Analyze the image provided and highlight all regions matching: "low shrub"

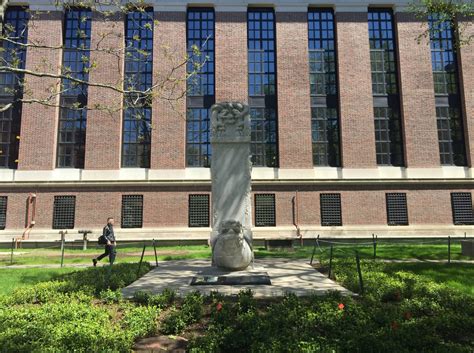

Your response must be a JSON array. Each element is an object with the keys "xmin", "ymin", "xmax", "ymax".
[
  {"xmin": 132, "ymin": 288, "xmax": 176, "ymax": 308},
  {"xmin": 122, "ymin": 305, "xmax": 160, "ymax": 339},
  {"xmin": 160, "ymin": 307, "xmax": 188, "ymax": 335},
  {"xmin": 160, "ymin": 291, "xmax": 203, "ymax": 335},
  {"xmin": 99, "ymin": 288, "xmax": 123, "ymax": 304},
  {"xmin": 0, "ymin": 301, "xmax": 132, "ymax": 353}
]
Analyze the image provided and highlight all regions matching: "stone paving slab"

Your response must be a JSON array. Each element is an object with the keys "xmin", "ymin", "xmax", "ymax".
[{"xmin": 122, "ymin": 258, "xmax": 353, "ymax": 298}]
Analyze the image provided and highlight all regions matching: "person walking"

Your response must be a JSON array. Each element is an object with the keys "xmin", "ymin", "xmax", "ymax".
[{"xmin": 93, "ymin": 217, "xmax": 117, "ymax": 266}]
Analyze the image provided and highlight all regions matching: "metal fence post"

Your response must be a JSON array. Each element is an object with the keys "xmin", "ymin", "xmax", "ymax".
[
  {"xmin": 310, "ymin": 235, "xmax": 319, "ymax": 265},
  {"xmin": 10, "ymin": 238, "xmax": 14, "ymax": 265},
  {"xmin": 355, "ymin": 251, "xmax": 364, "ymax": 294},
  {"xmin": 60, "ymin": 235, "xmax": 66, "ymax": 268},
  {"xmin": 328, "ymin": 245, "xmax": 334, "ymax": 279},
  {"xmin": 137, "ymin": 243, "xmax": 146, "ymax": 278},
  {"xmin": 448, "ymin": 236, "xmax": 451, "ymax": 264},
  {"xmin": 153, "ymin": 239, "xmax": 158, "ymax": 267},
  {"xmin": 372, "ymin": 234, "xmax": 377, "ymax": 260}
]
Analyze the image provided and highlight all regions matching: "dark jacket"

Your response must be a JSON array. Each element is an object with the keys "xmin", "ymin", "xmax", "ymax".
[{"xmin": 103, "ymin": 224, "xmax": 116, "ymax": 243}]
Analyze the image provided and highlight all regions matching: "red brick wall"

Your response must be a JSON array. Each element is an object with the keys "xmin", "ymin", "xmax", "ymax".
[
  {"xmin": 276, "ymin": 12, "xmax": 313, "ymax": 169},
  {"xmin": 336, "ymin": 12, "xmax": 376, "ymax": 168},
  {"xmin": 150, "ymin": 12, "xmax": 187, "ymax": 169},
  {"xmin": 395, "ymin": 13, "xmax": 440, "ymax": 167},
  {"xmin": 18, "ymin": 12, "xmax": 63, "ymax": 170},
  {"xmin": 215, "ymin": 12, "xmax": 248, "ymax": 102},
  {"xmin": 1, "ymin": 186, "xmax": 472, "ymax": 231},
  {"xmin": 84, "ymin": 13, "xmax": 124, "ymax": 170},
  {"xmin": 458, "ymin": 20, "xmax": 474, "ymax": 167}
]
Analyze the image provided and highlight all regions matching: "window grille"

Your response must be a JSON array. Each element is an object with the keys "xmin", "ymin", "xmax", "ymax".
[
  {"xmin": 189, "ymin": 194, "xmax": 210, "ymax": 227},
  {"xmin": 121, "ymin": 195, "xmax": 143, "ymax": 228},
  {"xmin": 386, "ymin": 193, "xmax": 408, "ymax": 226},
  {"xmin": 320, "ymin": 193, "xmax": 342, "ymax": 226},
  {"xmin": 255, "ymin": 194, "xmax": 276, "ymax": 227},
  {"xmin": 0, "ymin": 196, "xmax": 7, "ymax": 230},
  {"xmin": 53, "ymin": 196, "xmax": 76, "ymax": 229},
  {"xmin": 451, "ymin": 193, "xmax": 474, "ymax": 225}
]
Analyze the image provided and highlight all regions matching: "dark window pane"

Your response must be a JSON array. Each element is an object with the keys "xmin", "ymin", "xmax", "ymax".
[
  {"xmin": 429, "ymin": 16, "xmax": 467, "ymax": 166},
  {"xmin": 57, "ymin": 9, "xmax": 92, "ymax": 168},
  {"xmin": 308, "ymin": 10, "xmax": 340, "ymax": 167},
  {"xmin": 187, "ymin": 8, "xmax": 215, "ymax": 96},
  {"xmin": 186, "ymin": 108, "xmax": 211, "ymax": 167},
  {"xmin": 122, "ymin": 9, "xmax": 153, "ymax": 168},
  {"xmin": 0, "ymin": 7, "xmax": 29, "ymax": 169},
  {"xmin": 248, "ymin": 9, "xmax": 279, "ymax": 167},
  {"xmin": 374, "ymin": 107, "xmax": 404, "ymax": 166}
]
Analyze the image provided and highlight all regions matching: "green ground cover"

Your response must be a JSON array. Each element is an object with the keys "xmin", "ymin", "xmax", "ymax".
[{"xmin": 1, "ymin": 258, "xmax": 472, "ymax": 352}]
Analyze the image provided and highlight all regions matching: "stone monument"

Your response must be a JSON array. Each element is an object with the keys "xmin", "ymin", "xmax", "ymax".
[{"xmin": 210, "ymin": 102, "xmax": 253, "ymax": 271}]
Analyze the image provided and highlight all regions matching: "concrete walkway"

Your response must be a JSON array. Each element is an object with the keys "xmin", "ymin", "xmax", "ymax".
[{"xmin": 122, "ymin": 258, "xmax": 353, "ymax": 298}]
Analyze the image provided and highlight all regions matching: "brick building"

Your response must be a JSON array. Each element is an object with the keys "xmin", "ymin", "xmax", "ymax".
[{"xmin": 0, "ymin": 0, "xmax": 473, "ymax": 243}]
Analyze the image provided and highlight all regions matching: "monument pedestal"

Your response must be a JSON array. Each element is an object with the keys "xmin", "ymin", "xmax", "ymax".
[{"xmin": 210, "ymin": 102, "xmax": 254, "ymax": 271}]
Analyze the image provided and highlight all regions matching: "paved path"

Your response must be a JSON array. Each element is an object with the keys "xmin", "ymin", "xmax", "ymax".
[{"xmin": 122, "ymin": 258, "xmax": 353, "ymax": 298}]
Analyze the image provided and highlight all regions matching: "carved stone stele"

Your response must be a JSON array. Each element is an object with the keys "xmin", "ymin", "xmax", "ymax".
[{"xmin": 210, "ymin": 102, "xmax": 253, "ymax": 271}]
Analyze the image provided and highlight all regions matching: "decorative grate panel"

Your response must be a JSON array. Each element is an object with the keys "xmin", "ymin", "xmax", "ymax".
[
  {"xmin": 320, "ymin": 193, "xmax": 342, "ymax": 226},
  {"xmin": 53, "ymin": 196, "xmax": 76, "ymax": 229},
  {"xmin": 386, "ymin": 193, "xmax": 408, "ymax": 226},
  {"xmin": 451, "ymin": 193, "xmax": 474, "ymax": 225},
  {"xmin": 0, "ymin": 196, "xmax": 7, "ymax": 230},
  {"xmin": 189, "ymin": 194, "xmax": 210, "ymax": 227},
  {"xmin": 255, "ymin": 194, "xmax": 276, "ymax": 227},
  {"xmin": 122, "ymin": 195, "xmax": 143, "ymax": 228}
]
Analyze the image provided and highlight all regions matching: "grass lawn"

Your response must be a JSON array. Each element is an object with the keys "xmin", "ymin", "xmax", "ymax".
[
  {"xmin": 0, "ymin": 267, "xmax": 81, "ymax": 295},
  {"xmin": 257, "ymin": 243, "xmax": 468, "ymax": 261},
  {"xmin": 0, "ymin": 241, "xmax": 470, "ymax": 266},
  {"xmin": 0, "ymin": 244, "xmax": 213, "ymax": 266},
  {"xmin": 383, "ymin": 262, "xmax": 474, "ymax": 297}
]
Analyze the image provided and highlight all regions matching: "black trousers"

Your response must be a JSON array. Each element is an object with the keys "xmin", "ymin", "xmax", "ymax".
[{"xmin": 97, "ymin": 244, "xmax": 116, "ymax": 264}]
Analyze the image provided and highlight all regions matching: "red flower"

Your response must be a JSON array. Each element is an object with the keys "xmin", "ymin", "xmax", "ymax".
[
  {"xmin": 391, "ymin": 321, "xmax": 399, "ymax": 331},
  {"xmin": 216, "ymin": 302, "xmax": 223, "ymax": 312},
  {"xmin": 403, "ymin": 311, "xmax": 412, "ymax": 320},
  {"xmin": 338, "ymin": 303, "xmax": 345, "ymax": 310}
]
